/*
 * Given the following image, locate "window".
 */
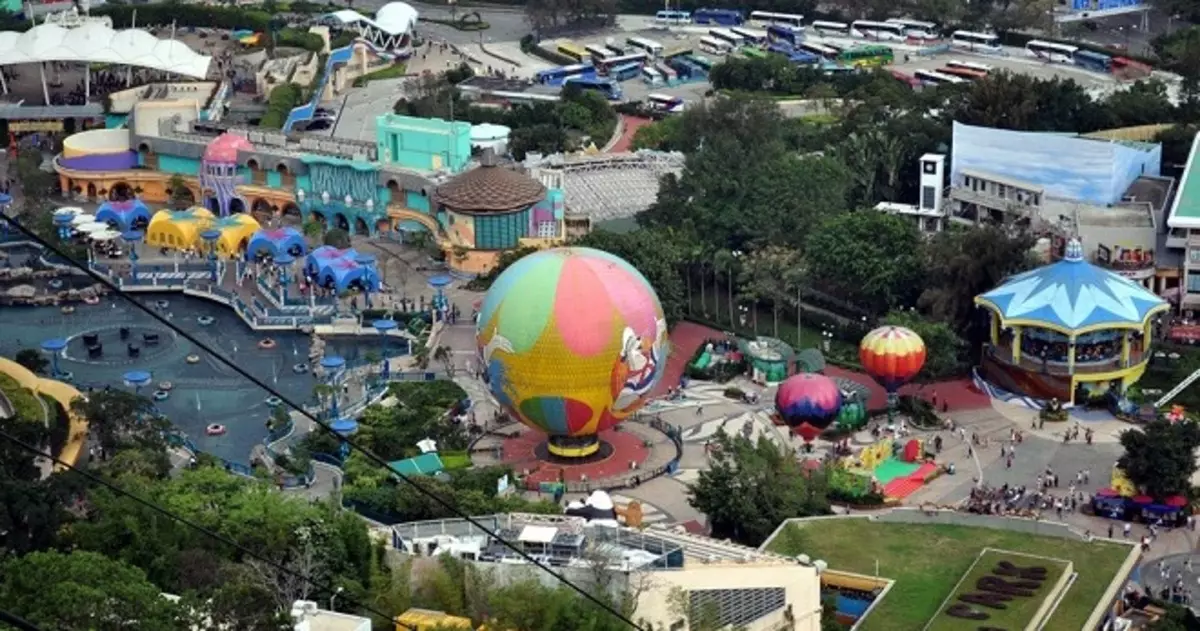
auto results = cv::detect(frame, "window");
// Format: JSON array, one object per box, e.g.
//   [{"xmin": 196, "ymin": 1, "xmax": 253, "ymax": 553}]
[
  {"xmin": 1190, "ymin": 249, "xmax": 1200, "ymax": 264},
  {"xmin": 1188, "ymin": 273, "xmax": 1200, "ymax": 293},
  {"xmin": 923, "ymin": 160, "xmax": 937, "ymax": 174},
  {"xmin": 921, "ymin": 186, "xmax": 936, "ymax": 210},
  {"xmin": 538, "ymin": 221, "xmax": 557, "ymax": 238},
  {"xmin": 689, "ymin": 587, "xmax": 786, "ymax": 628}
]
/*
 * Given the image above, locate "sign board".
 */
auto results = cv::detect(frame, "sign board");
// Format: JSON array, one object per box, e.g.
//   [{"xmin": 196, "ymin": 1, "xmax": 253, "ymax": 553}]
[
  {"xmin": 1170, "ymin": 325, "xmax": 1200, "ymax": 343},
  {"xmin": 497, "ymin": 474, "xmax": 510, "ymax": 495},
  {"xmin": 9, "ymin": 120, "xmax": 64, "ymax": 132}
]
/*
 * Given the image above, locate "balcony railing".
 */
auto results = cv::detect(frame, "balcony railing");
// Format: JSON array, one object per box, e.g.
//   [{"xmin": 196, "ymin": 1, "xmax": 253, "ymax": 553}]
[
  {"xmin": 1100, "ymin": 258, "xmax": 1155, "ymax": 272},
  {"xmin": 987, "ymin": 344, "xmax": 1145, "ymax": 376}
]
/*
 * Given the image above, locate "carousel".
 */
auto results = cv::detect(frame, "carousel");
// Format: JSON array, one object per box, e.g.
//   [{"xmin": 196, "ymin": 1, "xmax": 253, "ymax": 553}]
[{"xmin": 975, "ymin": 238, "xmax": 1169, "ymax": 405}]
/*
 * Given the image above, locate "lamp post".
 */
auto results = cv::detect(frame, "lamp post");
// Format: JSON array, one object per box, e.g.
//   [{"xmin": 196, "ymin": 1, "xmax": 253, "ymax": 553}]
[
  {"xmin": 355, "ymin": 254, "xmax": 376, "ymax": 308},
  {"xmin": 53, "ymin": 213, "xmax": 73, "ymax": 241},
  {"xmin": 373, "ymin": 319, "xmax": 397, "ymax": 380},
  {"xmin": 275, "ymin": 252, "xmax": 294, "ymax": 303},
  {"xmin": 122, "ymin": 231, "xmax": 143, "ymax": 284},
  {"xmin": 319, "ymin": 355, "xmax": 346, "ymax": 419},
  {"xmin": 40, "ymin": 338, "xmax": 68, "ymax": 379},
  {"xmin": 428, "ymin": 274, "xmax": 452, "ymax": 323},
  {"xmin": 200, "ymin": 229, "xmax": 220, "ymax": 283},
  {"xmin": 330, "ymin": 418, "xmax": 357, "ymax": 460}
]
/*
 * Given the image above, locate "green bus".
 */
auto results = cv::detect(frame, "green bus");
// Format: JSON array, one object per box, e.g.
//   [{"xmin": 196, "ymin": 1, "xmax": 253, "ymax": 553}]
[
  {"xmin": 742, "ymin": 46, "xmax": 767, "ymax": 59},
  {"xmin": 689, "ymin": 55, "xmax": 715, "ymax": 71},
  {"xmin": 837, "ymin": 45, "xmax": 894, "ymax": 68}
]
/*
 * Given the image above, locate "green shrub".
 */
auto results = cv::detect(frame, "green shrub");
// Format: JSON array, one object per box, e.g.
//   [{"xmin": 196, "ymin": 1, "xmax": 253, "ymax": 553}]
[
  {"xmin": 723, "ymin": 386, "xmax": 745, "ymax": 400},
  {"xmin": 352, "ymin": 62, "xmax": 409, "ymax": 87},
  {"xmin": 259, "ymin": 82, "xmax": 304, "ymax": 129}
]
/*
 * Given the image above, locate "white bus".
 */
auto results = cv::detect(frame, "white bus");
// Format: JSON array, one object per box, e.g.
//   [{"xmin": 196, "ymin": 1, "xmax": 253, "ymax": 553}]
[
  {"xmin": 946, "ymin": 59, "xmax": 993, "ymax": 73},
  {"xmin": 708, "ymin": 28, "xmax": 745, "ymax": 47},
  {"xmin": 950, "ymin": 30, "xmax": 1001, "ymax": 53},
  {"xmin": 699, "ymin": 36, "xmax": 733, "ymax": 55},
  {"xmin": 748, "ymin": 10, "xmax": 803, "ymax": 28},
  {"xmin": 641, "ymin": 66, "xmax": 664, "ymax": 85},
  {"xmin": 1026, "ymin": 39, "xmax": 1078, "ymax": 63},
  {"xmin": 730, "ymin": 26, "xmax": 768, "ymax": 46},
  {"xmin": 810, "ymin": 20, "xmax": 850, "ymax": 36},
  {"xmin": 647, "ymin": 93, "xmax": 686, "ymax": 113},
  {"xmin": 850, "ymin": 20, "xmax": 907, "ymax": 41},
  {"xmin": 654, "ymin": 10, "xmax": 691, "ymax": 25},
  {"xmin": 657, "ymin": 63, "xmax": 677, "ymax": 82},
  {"xmin": 626, "ymin": 36, "xmax": 664, "ymax": 57},
  {"xmin": 914, "ymin": 69, "xmax": 966, "ymax": 85},
  {"xmin": 585, "ymin": 44, "xmax": 613, "ymax": 61},
  {"xmin": 886, "ymin": 18, "xmax": 939, "ymax": 40},
  {"xmin": 798, "ymin": 41, "xmax": 840, "ymax": 58}
]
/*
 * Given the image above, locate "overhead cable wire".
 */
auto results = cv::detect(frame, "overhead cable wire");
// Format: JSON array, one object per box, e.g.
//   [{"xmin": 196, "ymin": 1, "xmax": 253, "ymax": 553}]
[
  {"xmin": 0, "ymin": 215, "xmax": 646, "ymax": 631},
  {"xmin": 0, "ymin": 427, "xmax": 412, "ymax": 629},
  {"xmin": 0, "ymin": 608, "xmax": 44, "ymax": 631}
]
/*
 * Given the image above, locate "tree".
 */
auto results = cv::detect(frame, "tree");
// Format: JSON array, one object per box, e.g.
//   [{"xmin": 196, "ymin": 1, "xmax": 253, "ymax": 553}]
[
  {"xmin": 14, "ymin": 348, "xmax": 48, "ymax": 374},
  {"xmin": 301, "ymin": 220, "xmax": 324, "ymax": 238},
  {"xmin": 0, "ymin": 550, "xmax": 185, "ymax": 629},
  {"xmin": 433, "ymin": 345, "xmax": 455, "ymax": 377},
  {"xmin": 804, "ymin": 212, "xmax": 924, "ymax": 315},
  {"xmin": 71, "ymin": 389, "xmax": 159, "ymax": 455},
  {"xmin": 689, "ymin": 433, "xmax": 831, "ymax": 547},
  {"xmin": 1118, "ymin": 420, "xmax": 1200, "ymax": 498},
  {"xmin": 168, "ymin": 173, "xmax": 194, "ymax": 210},
  {"xmin": 324, "ymin": 227, "xmax": 351, "ymax": 249},
  {"xmin": 947, "ymin": 71, "xmax": 1112, "ymax": 133},
  {"xmin": 738, "ymin": 246, "xmax": 805, "ymax": 339},
  {"xmin": 881, "ymin": 310, "xmax": 966, "ymax": 381}
]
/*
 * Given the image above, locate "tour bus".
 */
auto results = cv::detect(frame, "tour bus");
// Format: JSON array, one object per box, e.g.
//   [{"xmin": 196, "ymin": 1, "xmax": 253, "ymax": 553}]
[
  {"xmin": 605, "ymin": 43, "xmax": 626, "ymax": 56},
  {"xmin": 664, "ymin": 46, "xmax": 693, "ymax": 60},
  {"xmin": 914, "ymin": 69, "xmax": 966, "ymax": 85},
  {"xmin": 654, "ymin": 9, "xmax": 691, "ymax": 25},
  {"xmin": 798, "ymin": 41, "xmax": 841, "ymax": 59},
  {"xmin": 626, "ymin": 36, "xmax": 664, "ymax": 57},
  {"xmin": 939, "ymin": 65, "xmax": 987, "ymax": 80},
  {"xmin": 689, "ymin": 54, "xmax": 715, "ymax": 71},
  {"xmin": 742, "ymin": 46, "xmax": 768, "ymax": 59},
  {"xmin": 598, "ymin": 52, "xmax": 650, "ymax": 72},
  {"xmin": 708, "ymin": 28, "xmax": 745, "ymax": 47},
  {"xmin": 885, "ymin": 18, "xmax": 939, "ymax": 41},
  {"xmin": 731, "ymin": 26, "xmax": 768, "ymax": 46},
  {"xmin": 767, "ymin": 24, "xmax": 803, "ymax": 47},
  {"xmin": 850, "ymin": 20, "xmax": 907, "ymax": 41},
  {"xmin": 609, "ymin": 62, "xmax": 643, "ymax": 81},
  {"xmin": 950, "ymin": 30, "xmax": 1001, "ymax": 53},
  {"xmin": 787, "ymin": 50, "xmax": 819, "ymax": 65},
  {"xmin": 810, "ymin": 21, "xmax": 850, "ymax": 36},
  {"xmin": 647, "ymin": 93, "xmax": 686, "ymax": 113},
  {"xmin": 1026, "ymin": 39, "xmax": 1078, "ymax": 63},
  {"xmin": 535, "ymin": 63, "xmax": 595, "ymax": 85},
  {"xmin": 700, "ymin": 37, "xmax": 732, "ymax": 55},
  {"xmin": 837, "ymin": 44, "xmax": 894, "ymax": 67},
  {"xmin": 564, "ymin": 76, "xmax": 623, "ymax": 100},
  {"xmin": 1074, "ymin": 49, "xmax": 1112, "ymax": 72},
  {"xmin": 692, "ymin": 8, "xmax": 744, "ymax": 26},
  {"xmin": 657, "ymin": 63, "xmax": 677, "ymax": 83},
  {"xmin": 585, "ymin": 44, "xmax": 612, "ymax": 61},
  {"xmin": 748, "ymin": 10, "xmax": 804, "ymax": 28},
  {"xmin": 557, "ymin": 41, "xmax": 590, "ymax": 63},
  {"xmin": 641, "ymin": 65, "xmax": 664, "ymax": 85},
  {"xmin": 945, "ymin": 59, "xmax": 992, "ymax": 74}
]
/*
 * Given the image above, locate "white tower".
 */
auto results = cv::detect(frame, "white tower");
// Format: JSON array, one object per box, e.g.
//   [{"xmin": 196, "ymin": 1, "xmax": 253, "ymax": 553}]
[{"xmin": 919, "ymin": 153, "xmax": 946, "ymax": 232}]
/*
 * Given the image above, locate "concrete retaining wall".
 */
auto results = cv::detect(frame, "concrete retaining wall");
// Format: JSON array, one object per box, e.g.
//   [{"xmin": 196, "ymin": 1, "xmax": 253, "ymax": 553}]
[{"xmin": 872, "ymin": 508, "xmax": 1081, "ymax": 539}]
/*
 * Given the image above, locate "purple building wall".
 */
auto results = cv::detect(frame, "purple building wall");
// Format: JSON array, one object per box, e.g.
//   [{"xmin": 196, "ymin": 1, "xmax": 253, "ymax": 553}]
[{"xmin": 59, "ymin": 151, "xmax": 139, "ymax": 172}]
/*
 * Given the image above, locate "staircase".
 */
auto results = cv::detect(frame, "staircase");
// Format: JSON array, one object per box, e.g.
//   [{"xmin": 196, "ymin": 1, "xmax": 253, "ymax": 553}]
[{"xmin": 1155, "ymin": 368, "xmax": 1200, "ymax": 407}]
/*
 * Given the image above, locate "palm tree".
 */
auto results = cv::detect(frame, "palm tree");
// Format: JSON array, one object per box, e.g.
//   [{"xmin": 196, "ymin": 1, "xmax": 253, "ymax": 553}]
[
  {"xmin": 433, "ymin": 345, "xmax": 455, "ymax": 377},
  {"xmin": 713, "ymin": 249, "xmax": 737, "ymax": 327}
]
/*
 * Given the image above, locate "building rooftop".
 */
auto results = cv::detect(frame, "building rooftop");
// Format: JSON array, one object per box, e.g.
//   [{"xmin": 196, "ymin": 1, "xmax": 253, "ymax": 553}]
[
  {"xmin": 433, "ymin": 153, "xmax": 547, "ymax": 213},
  {"xmin": 1168, "ymin": 131, "xmax": 1200, "ymax": 229}
]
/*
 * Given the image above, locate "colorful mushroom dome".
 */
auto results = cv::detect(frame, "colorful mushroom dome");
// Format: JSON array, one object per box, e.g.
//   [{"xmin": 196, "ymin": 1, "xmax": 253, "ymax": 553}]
[
  {"xmin": 476, "ymin": 247, "xmax": 669, "ymax": 440},
  {"xmin": 203, "ymin": 132, "xmax": 253, "ymax": 163}
]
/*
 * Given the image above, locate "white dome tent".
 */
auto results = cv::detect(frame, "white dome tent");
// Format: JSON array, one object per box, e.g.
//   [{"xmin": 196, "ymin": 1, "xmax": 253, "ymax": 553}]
[
  {"xmin": 319, "ymin": 2, "xmax": 418, "ymax": 55},
  {"xmin": 0, "ymin": 22, "xmax": 212, "ymax": 103}
]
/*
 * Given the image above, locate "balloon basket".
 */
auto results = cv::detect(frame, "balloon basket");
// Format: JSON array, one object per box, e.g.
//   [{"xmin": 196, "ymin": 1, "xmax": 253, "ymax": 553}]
[{"xmin": 547, "ymin": 434, "xmax": 601, "ymax": 459}]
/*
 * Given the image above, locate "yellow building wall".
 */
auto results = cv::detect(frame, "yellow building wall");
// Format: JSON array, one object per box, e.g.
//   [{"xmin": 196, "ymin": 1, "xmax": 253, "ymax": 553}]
[{"xmin": 0, "ymin": 357, "xmax": 87, "ymax": 470}]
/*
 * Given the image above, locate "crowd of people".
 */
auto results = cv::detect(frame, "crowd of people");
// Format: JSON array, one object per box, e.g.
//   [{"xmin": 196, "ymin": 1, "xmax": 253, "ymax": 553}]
[{"xmin": 1021, "ymin": 337, "xmax": 1121, "ymax": 364}]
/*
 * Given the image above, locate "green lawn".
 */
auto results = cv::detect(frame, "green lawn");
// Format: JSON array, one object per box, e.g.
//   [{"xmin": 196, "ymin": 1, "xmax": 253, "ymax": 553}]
[
  {"xmin": 926, "ymin": 549, "xmax": 1068, "ymax": 631},
  {"xmin": 440, "ymin": 451, "xmax": 471, "ymax": 471},
  {"xmin": 767, "ymin": 519, "xmax": 1131, "ymax": 631},
  {"xmin": 0, "ymin": 373, "xmax": 45, "ymax": 423}
]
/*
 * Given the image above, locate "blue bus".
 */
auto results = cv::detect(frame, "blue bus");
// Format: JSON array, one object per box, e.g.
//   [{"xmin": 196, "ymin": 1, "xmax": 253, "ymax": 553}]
[
  {"xmin": 787, "ymin": 50, "xmax": 819, "ymax": 64},
  {"xmin": 1074, "ymin": 49, "xmax": 1112, "ymax": 72},
  {"xmin": 536, "ymin": 63, "xmax": 595, "ymax": 85},
  {"xmin": 564, "ymin": 76, "xmax": 623, "ymax": 100},
  {"xmin": 692, "ymin": 8, "xmax": 743, "ymax": 26},
  {"xmin": 767, "ymin": 24, "xmax": 803, "ymax": 47},
  {"xmin": 609, "ymin": 62, "xmax": 642, "ymax": 81}
]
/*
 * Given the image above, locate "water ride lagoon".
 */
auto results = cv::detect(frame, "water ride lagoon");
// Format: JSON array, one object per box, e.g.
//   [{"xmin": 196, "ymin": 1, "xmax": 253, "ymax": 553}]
[{"xmin": 0, "ymin": 294, "xmax": 382, "ymax": 463}]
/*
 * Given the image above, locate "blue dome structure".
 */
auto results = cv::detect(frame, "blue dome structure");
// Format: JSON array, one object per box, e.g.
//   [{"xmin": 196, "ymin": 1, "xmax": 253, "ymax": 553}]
[
  {"xmin": 974, "ymin": 239, "xmax": 1169, "ymax": 406},
  {"xmin": 976, "ymin": 239, "xmax": 1168, "ymax": 334}
]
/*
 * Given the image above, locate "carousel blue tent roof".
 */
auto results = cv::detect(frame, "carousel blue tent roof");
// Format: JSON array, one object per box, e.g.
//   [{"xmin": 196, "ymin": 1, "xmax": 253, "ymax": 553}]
[
  {"xmin": 975, "ymin": 239, "xmax": 1169, "ymax": 334},
  {"xmin": 95, "ymin": 199, "xmax": 152, "ymax": 232},
  {"xmin": 314, "ymin": 256, "xmax": 380, "ymax": 293},
  {"xmin": 245, "ymin": 227, "xmax": 307, "ymax": 260}
]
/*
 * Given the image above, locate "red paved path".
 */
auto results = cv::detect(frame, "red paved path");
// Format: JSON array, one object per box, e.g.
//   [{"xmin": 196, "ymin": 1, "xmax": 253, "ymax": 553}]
[
  {"xmin": 609, "ymin": 116, "xmax": 652, "ymax": 153},
  {"xmin": 505, "ymin": 428, "xmax": 649, "ymax": 486},
  {"xmin": 653, "ymin": 321, "xmax": 713, "ymax": 397}
]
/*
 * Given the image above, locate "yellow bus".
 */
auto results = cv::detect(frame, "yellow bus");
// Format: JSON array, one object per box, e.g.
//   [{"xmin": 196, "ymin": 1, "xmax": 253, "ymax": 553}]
[
  {"xmin": 396, "ymin": 608, "xmax": 473, "ymax": 631},
  {"xmin": 556, "ymin": 41, "xmax": 590, "ymax": 63}
]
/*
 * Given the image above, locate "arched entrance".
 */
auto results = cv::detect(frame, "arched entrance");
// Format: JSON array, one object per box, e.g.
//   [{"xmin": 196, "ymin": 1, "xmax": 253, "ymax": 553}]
[
  {"xmin": 109, "ymin": 182, "xmax": 134, "ymax": 201},
  {"xmin": 169, "ymin": 187, "xmax": 196, "ymax": 209},
  {"xmin": 310, "ymin": 211, "xmax": 327, "ymax": 227},
  {"xmin": 354, "ymin": 217, "xmax": 369, "ymax": 235},
  {"xmin": 229, "ymin": 198, "xmax": 246, "ymax": 215},
  {"xmin": 282, "ymin": 203, "xmax": 302, "ymax": 221},
  {"xmin": 334, "ymin": 213, "xmax": 350, "ymax": 231},
  {"xmin": 376, "ymin": 218, "xmax": 391, "ymax": 234},
  {"xmin": 207, "ymin": 197, "xmax": 221, "ymax": 214},
  {"xmin": 251, "ymin": 198, "xmax": 272, "ymax": 214}
]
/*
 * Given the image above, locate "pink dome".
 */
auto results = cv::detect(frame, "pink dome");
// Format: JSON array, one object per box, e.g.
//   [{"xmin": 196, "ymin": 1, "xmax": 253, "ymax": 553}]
[{"xmin": 203, "ymin": 133, "xmax": 253, "ymax": 163}]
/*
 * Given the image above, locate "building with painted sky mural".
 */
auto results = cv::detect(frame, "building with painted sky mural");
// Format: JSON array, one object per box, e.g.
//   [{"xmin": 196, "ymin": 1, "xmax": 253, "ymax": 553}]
[{"xmin": 52, "ymin": 101, "xmax": 566, "ymax": 274}]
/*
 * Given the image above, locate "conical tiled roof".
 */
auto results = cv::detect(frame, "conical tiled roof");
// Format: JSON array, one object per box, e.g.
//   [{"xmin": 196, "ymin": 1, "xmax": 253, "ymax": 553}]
[{"xmin": 433, "ymin": 153, "xmax": 546, "ymax": 214}]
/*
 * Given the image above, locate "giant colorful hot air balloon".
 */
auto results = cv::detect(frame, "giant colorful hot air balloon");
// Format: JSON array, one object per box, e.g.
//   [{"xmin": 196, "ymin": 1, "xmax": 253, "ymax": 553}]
[
  {"xmin": 859, "ymin": 325, "xmax": 926, "ymax": 421},
  {"xmin": 775, "ymin": 373, "xmax": 843, "ymax": 444},
  {"xmin": 476, "ymin": 247, "xmax": 669, "ymax": 458}
]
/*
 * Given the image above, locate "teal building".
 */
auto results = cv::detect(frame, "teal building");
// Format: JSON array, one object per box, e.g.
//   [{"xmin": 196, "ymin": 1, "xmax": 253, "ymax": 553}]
[{"xmin": 376, "ymin": 114, "xmax": 472, "ymax": 173}]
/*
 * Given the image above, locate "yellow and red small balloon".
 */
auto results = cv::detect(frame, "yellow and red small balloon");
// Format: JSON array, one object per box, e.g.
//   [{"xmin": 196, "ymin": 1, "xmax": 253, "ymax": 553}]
[{"xmin": 859, "ymin": 326, "xmax": 926, "ymax": 392}]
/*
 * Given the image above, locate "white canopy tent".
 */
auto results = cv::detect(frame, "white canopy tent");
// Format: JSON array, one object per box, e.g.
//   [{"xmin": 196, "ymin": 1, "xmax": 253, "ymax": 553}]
[
  {"xmin": 76, "ymin": 221, "xmax": 108, "ymax": 233},
  {"xmin": 70, "ymin": 213, "xmax": 96, "ymax": 226}
]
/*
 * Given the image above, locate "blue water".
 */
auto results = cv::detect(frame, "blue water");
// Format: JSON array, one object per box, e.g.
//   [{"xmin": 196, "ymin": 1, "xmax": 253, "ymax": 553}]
[{"xmin": 0, "ymin": 294, "xmax": 384, "ymax": 463}]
